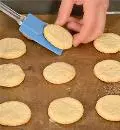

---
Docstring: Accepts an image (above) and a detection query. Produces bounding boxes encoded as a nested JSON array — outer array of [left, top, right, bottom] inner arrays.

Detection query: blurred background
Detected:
[[1, 0, 120, 14]]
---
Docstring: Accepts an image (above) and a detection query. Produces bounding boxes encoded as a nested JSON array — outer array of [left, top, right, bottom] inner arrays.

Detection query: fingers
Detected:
[[102, 0, 109, 10], [67, 17, 83, 32], [55, 0, 108, 47], [55, 0, 74, 26], [67, 17, 84, 24], [84, 6, 106, 43], [68, 17, 80, 23], [73, 1, 98, 46], [67, 22, 82, 32], [75, 0, 84, 5]]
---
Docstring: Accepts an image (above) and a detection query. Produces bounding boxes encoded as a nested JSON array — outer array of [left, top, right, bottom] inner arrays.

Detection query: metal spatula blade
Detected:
[[0, 1, 63, 55]]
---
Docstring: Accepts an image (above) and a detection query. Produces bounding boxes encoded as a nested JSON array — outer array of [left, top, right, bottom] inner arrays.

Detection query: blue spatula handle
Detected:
[[19, 14, 63, 55]]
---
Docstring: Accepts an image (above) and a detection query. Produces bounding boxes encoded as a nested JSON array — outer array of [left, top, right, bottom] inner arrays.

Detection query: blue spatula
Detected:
[[0, 1, 63, 55]]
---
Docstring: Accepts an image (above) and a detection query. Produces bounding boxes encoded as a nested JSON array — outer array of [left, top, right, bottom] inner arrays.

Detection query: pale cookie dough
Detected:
[[96, 95, 120, 121], [48, 97, 84, 124], [0, 38, 26, 59], [44, 24, 73, 49], [0, 101, 31, 126], [0, 63, 25, 87], [94, 60, 120, 82], [94, 33, 120, 53], [43, 62, 76, 84]]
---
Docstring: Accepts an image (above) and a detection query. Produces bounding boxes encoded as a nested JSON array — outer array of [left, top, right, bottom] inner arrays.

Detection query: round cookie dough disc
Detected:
[[0, 63, 25, 87], [94, 33, 120, 53], [48, 97, 84, 124], [96, 95, 120, 121], [0, 38, 26, 59], [94, 60, 120, 82], [43, 62, 76, 84], [44, 24, 73, 49], [0, 101, 31, 126]]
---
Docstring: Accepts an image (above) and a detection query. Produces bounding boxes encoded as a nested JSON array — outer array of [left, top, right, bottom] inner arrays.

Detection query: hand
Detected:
[[55, 0, 109, 47]]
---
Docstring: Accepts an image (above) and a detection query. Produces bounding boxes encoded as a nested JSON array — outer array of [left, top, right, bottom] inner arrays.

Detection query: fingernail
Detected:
[[73, 36, 79, 47], [55, 19, 62, 25], [55, 20, 59, 24], [73, 40, 80, 47], [73, 43, 79, 47], [73, 37, 81, 47]]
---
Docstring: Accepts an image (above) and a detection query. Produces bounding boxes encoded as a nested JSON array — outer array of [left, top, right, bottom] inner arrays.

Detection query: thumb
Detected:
[[55, 0, 74, 26]]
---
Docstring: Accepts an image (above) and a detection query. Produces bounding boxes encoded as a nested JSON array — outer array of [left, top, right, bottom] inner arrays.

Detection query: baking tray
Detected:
[[0, 13, 120, 130]]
